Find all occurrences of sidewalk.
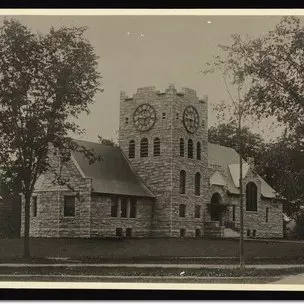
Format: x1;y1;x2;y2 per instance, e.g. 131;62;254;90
273;273;304;284
0;262;303;269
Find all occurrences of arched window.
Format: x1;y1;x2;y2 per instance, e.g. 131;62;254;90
197;142;201;160
195;172;201;196
246;182;258;211
180;170;186;194
188;139;193;158
140;138;148;157
153;137;160;156
179;138;184;157
128;140;135;158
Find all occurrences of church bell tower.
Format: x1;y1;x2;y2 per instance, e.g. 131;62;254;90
119;84;209;237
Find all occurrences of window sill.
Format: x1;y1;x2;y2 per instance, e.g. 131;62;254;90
111;217;137;219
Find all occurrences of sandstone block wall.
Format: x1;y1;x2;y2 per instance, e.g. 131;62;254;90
119;85;209;238
171;87;209;237
90;194;153;237
119;86;176;237
206;165;283;238
21;147;92;238
242;169;283;238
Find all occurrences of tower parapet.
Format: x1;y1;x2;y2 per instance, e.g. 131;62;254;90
120;84;208;105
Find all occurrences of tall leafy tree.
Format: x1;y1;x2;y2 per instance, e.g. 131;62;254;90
207;16;304;237
215;16;304;150
0;19;101;257
208;123;266;162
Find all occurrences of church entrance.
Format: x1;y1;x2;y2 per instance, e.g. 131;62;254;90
210;193;223;224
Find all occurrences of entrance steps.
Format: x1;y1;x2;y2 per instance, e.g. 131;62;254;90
223;228;240;238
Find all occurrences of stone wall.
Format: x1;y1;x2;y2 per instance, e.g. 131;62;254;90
90;194;153;237
119;85;176;237
118;85;209;238
242;168;283;238
206;165;283;238
171;87;209;238
21;147;93;238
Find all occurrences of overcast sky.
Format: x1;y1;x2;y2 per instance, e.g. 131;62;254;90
1;14;299;143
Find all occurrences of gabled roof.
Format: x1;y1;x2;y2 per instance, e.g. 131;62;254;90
208;143;276;199
228;163;250;188
72;139;155;198
210;171;226;186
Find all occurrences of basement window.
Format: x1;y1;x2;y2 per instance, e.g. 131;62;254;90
195;229;201;238
116;228;123;237
180;228;186;238
126;228;132;238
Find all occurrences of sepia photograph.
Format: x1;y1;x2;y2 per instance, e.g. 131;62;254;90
0;10;303;290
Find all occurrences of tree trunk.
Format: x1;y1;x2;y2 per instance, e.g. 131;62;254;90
23;194;31;258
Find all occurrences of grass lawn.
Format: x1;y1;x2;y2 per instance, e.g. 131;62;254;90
0;265;303;278
1;237;304;263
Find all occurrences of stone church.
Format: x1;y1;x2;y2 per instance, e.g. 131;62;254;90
21;84;283;239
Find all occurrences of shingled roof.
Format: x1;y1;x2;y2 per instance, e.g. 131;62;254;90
70;139;275;199
72;139;155;198
208;143;276;199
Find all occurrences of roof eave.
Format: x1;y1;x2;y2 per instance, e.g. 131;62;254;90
91;191;155;199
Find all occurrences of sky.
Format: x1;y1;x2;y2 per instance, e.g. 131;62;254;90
0;14;300;143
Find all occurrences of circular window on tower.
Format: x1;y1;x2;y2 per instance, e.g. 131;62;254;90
183;106;199;134
133;103;156;132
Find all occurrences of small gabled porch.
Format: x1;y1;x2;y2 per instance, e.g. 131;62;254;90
204;192;240;238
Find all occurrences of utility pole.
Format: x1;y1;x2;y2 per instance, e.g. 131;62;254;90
238;107;245;271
